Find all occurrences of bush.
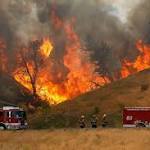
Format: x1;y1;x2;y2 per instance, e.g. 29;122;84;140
29;113;78;129
140;84;149;91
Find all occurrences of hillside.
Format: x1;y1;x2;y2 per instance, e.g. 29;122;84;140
27;68;150;128
44;69;150;127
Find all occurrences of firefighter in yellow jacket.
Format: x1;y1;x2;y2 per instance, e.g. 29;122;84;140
79;115;86;128
102;113;108;127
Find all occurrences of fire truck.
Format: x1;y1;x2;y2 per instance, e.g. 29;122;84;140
123;107;150;128
0;106;28;130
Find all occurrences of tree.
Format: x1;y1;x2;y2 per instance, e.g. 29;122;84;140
15;40;42;104
86;38;119;82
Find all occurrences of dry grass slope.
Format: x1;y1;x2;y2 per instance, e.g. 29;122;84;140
0;129;150;150
51;69;150;127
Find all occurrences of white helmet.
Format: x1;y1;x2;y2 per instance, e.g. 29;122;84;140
103;114;106;117
81;115;85;118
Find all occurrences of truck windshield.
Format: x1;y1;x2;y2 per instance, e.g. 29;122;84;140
11;111;26;119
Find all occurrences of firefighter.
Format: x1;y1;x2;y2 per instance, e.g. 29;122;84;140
101;113;108;127
79;115;86;128
90;114;98;128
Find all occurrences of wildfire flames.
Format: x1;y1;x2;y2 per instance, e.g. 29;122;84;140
12;39;150;104
121;40;150;78
11;13;110;104
1;8;150;105
39;38;53;58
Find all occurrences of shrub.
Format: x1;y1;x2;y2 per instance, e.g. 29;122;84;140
140;84;149;91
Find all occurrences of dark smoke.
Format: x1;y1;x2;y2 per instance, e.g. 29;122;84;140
129;0;150;44
0;0;148;79
37;0;134;77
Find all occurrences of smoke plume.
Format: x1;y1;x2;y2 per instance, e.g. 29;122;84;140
128;0;150;43
0;0;148;78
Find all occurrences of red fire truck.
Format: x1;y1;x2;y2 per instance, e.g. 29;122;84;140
123;107;150;128
0;106;28;130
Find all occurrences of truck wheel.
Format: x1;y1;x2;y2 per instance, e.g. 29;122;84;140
0;125;6;130
136;123;146;128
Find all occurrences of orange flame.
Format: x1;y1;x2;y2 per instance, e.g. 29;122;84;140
15;38;150;104
40;38;53;58
121;40;150;78
12;16;109;104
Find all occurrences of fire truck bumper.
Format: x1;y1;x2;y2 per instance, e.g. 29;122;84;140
19;124;28;129
123;124;150;128
6;123;28;130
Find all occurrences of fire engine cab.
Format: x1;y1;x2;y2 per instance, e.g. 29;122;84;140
0;106;28;130
123;107;150;128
